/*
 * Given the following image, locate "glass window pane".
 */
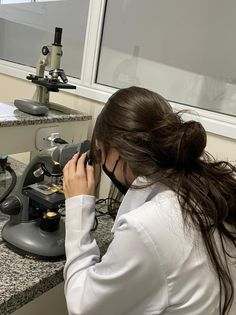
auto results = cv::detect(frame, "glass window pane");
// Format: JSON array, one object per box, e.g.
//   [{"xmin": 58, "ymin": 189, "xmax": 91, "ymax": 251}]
[
  {"xmin": 0, "ymin": 0, "xmax": 89, "ymax": 79},
  {"xmin": 0, "ymin": 1, "xmax": 64, "ymax": 3},
  {"xmin": 1, "ymin": 1, "xmax": 31, "ymax": 3},
  {"xmin": 97, "ymin": 0, "xmax": 236, "ymax": 117}
]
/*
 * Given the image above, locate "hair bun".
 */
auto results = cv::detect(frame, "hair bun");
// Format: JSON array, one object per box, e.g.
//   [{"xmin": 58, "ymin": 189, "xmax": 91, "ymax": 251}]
[
  {"xmin": 149, "ymin": 114, "xmax": 206, "ymax": 171},
  {"xmin": 176, "ymin": 120, "xmax": 206, "ymax": 168}
]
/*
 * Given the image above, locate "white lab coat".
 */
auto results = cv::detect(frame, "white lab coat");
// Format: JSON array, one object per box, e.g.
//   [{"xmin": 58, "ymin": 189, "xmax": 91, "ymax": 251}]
[{"xmin": 64, "ymin": 178, "xmax": 236, "ymax": 315}]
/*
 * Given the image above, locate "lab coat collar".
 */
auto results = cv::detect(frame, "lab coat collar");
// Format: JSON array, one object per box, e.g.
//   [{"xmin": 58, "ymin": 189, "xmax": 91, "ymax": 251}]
[{"xmin": 111, "ymin": 177, "xmax": 164, "ymax": 232}]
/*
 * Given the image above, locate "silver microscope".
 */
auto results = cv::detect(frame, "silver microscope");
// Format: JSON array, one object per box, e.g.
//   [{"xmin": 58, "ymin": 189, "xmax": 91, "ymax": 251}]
[{"xmin": 14, "ymin": 27, "xmax": 76, "ymax": 116}]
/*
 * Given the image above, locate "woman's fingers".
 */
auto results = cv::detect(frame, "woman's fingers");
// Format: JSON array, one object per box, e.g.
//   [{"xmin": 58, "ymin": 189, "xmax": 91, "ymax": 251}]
[
  {"xmin": 86, "ymin": 164, "xmax": 95, "ymax": 195},
  {"xmin": 77, "ymin": 153, "xmax": 95, "ymax": 195},
  {"xmin": 76, "ymin": 153, "xmax": 87, "ymax": 178},
  {"xmin": 69, "ymin": 153, "xmax": 79, "ymax": 173},
  {"xmin": 63, "ymin": 152, "xmax": 95, "ymax": 198}
]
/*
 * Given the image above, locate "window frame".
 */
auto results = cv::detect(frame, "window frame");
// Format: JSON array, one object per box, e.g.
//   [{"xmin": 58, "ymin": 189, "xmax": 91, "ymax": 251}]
[{"xmin": 0, "ymin": 0, "xmax": 236, "ymax": 140}]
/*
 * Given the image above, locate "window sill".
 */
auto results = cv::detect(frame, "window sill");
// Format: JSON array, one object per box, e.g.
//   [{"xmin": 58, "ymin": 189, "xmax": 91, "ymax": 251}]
[{"xmin": 1, "ymin": 59, "xmax": 236, "ymax": 140}]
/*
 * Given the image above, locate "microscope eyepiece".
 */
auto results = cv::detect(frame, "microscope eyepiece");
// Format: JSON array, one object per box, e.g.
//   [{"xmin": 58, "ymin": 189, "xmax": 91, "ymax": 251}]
[{"xmin": 53, "ymin": 27, "xmax": 63, "ymax": 46}]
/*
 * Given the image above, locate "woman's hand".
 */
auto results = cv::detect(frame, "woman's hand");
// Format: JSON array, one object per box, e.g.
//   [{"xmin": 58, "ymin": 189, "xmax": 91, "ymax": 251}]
[{"xmin": 63, "ymin": 153, "xmax": 95, "ymax": 199}]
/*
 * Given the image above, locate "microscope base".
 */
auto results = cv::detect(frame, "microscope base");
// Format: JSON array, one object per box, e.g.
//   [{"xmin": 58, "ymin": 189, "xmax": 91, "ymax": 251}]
[
  {"xmin": 2, "ymin": 220, "xmax": 65, "ymax": 260},
  {"xmin": 14, "ymin": 99, "xmax": 48, "ymax": 116}
]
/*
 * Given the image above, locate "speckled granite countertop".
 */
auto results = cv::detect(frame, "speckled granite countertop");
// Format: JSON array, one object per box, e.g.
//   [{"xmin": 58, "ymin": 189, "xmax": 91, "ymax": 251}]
[
  {"xmin": 0, "ymin": 158, "xmax": 113, "ymax": 315},
  {"xmin": 0, "ymin": 102, "xmax": 92, "ymax": 128}
]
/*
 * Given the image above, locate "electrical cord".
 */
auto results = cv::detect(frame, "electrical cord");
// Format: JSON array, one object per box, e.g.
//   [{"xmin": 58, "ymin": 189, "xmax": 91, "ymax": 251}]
[
  {"xmin": 58, "ymin": 198, "xmax": 119, "ymax": 231},
  {"xmin": 91, "ymin": 216, "xmax": 98, "ymax": 231},
  {"xmin": 0, "ymin": 164, "xmax": 17, "ymax": 204},
  {"xmin": 91, "ymin": 197, "xmax": 121, "ymax": 231},
  {"xmin": 53, "ymin": 138, "xmax": 68, "ymax": 144}
]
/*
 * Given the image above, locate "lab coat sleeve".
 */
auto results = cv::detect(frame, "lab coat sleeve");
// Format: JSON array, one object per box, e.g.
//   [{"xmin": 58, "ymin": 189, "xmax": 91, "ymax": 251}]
[{"xmin": 64, "ymin": 196, "xmax": 168, "ymax": 315}]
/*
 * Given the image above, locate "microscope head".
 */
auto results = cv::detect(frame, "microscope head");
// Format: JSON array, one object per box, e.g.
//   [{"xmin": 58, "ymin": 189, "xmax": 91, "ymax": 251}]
[
  {"xmin": 48, "ymin": 27, "xmax": 68, "ymax": 84},
  {"xmin": 22, "ymin": 27, "xmax": 76, "ymax": 105}
]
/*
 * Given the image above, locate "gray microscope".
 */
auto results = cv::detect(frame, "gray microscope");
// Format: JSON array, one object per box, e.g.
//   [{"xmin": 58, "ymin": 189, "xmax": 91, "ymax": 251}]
[{"xmin": 0, "ymin": 140, "xmax": 90, "ymax": 260}]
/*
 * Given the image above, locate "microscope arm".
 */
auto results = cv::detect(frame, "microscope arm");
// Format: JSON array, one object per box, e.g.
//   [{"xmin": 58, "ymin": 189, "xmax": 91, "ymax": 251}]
[{"xmin": 31, "ymin": 49, "xmax": 51, "ymax": 105}]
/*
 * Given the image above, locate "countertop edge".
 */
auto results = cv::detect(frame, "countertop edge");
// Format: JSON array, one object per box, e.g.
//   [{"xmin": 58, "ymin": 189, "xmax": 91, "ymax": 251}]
[
  {"xmin": 2, "ymin": 269, "xmax": 64, "ymax": 314},
  {"xmin": 0, "ymin": 114, "xmax": 92, "ymax": 128}
]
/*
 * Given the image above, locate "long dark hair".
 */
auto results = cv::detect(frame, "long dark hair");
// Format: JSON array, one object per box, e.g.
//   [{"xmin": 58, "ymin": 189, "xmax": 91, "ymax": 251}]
[{"xmin": 91, "ymin": 86, "xmax": 236, "ymax": 314}]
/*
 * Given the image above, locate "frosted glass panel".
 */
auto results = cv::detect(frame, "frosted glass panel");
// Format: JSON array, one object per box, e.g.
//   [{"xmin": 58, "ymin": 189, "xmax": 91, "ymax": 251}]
[
  {"xmin": 0, "ymin": 0, "xmax": 89, "ymax": 78},
  {"xmin": 1, "ymin": 1, "xmax": 31, "ymax": 3},
  {"xmin": 97, "ymin": 0, "xmax": 236, "ymax": 117},
  {"xmin": 0, "ymin": 1, "xmax": 62, "ymax": 4}
]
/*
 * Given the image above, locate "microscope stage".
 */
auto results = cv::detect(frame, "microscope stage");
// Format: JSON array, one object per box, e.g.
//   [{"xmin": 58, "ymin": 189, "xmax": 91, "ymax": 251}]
[{"xmin": 23, "ymin": 184, "xmax": 64, "ymax": 210}]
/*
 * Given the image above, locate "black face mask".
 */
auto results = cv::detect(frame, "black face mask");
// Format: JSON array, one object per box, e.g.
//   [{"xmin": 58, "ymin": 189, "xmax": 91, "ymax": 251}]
[{"xmin": 102, "ymin": 158, "xmax": 128, "ymax": 195}]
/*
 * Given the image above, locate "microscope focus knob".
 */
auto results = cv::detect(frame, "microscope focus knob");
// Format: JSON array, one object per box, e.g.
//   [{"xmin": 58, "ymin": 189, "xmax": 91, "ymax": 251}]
[
  {"xmin": 42, "ymin": 46, "xmax": 50, "ymax": 55},
  {"xmin": 0, "ymin": 196, "xmax": 22, "ymax": 215},
  {"xmin": 40, "ymin": 211, "xmax": 61, "ymax": 232}
]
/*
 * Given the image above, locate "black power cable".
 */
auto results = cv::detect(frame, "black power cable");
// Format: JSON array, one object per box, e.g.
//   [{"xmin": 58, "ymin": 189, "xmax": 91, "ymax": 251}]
[
  {"xmin": 91, "ymin": 197, "xmax": 121, "ymax": 231},
  {"xmin": 53, "ymin": 138, "xmax": 68, "ymax": 144},
  {"xmin": 0, "ymin": 164, "xmax": 17, "ymax": 204}
]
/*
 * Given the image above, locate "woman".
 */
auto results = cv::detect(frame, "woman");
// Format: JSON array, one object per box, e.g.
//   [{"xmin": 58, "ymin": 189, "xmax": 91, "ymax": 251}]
[{"xmin": 63, "ymin": 86, "xmax": 236, "ymax": 315}]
